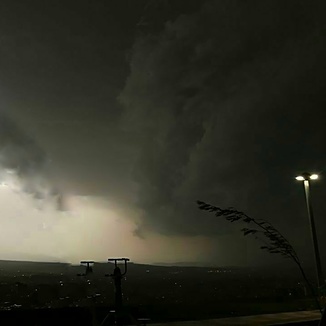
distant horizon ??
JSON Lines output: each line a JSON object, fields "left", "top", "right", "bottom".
{"left": 0, "top": 257, "right": 237, "bottom": 267}
{"left": 0, "top": 258, "right": 311, "bottom": 271}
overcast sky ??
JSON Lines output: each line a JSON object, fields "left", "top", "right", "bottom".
{"left": 0, "top": 0, "right": 325, "bottom": 268}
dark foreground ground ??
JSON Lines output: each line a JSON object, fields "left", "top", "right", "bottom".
{"left": 0, "top": 260, "right": 322, "bottom": 325}
{"left": 0, "top": 307, "right": 321, "bottom": 326}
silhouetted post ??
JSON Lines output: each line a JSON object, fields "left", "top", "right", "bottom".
{"left": 296, "top": 173, "right": 324, "bottom": 289}
{"left": 107, "top": 258, "right": 129, "bottom": 325}
{"left": 304, "top": 180, "right": 324, "bottom": 289}
{"left": 113, "top": 265, "right": 123, "bottom": 309}
{"left": 79, "top": 260, "right": 94, "bottom": 276}
{"left": 108, "top": 259, "right": 129, "bottom": 309}
{"left": 78, "top": 261, "right": 97, "bottom": 325}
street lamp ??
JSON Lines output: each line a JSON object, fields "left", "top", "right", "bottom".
{"left": 295, "top": 172, "right": 324, "bottom": 289}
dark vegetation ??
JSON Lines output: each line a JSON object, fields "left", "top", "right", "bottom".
{"left": 197, "top": 200, "right": 323, "bottom": 313}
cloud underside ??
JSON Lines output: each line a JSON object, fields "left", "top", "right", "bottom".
{"left": 119, "top": 0, "right": 326, "bottom": 237}
{"left": 0, "top": 113, "right": 63, "bottom": 209}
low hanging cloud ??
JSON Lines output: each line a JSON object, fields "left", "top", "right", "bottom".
{"left": 0, "top": 113, "right": 221, "bottom": 265}
{"left": 119, "top": 0, "right": 326, "bottom": 240}
{"left": 0, "top": 112, "right": 64, "bottom": 209}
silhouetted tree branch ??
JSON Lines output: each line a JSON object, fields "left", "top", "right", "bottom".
{"left": 197, "top": 200, "right": 322, "bottom": 313}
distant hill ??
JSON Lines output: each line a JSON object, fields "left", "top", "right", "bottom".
{"left": 0, "top": 259, "right": 229, "bottom": 277}
{"left": 1, "top": 259, "right": 300, "bottom": 278}
{"left": 152, "top": 261, "right": 240, "bottom": 268}
{"left": 0, "top": 260, "right": 70, "bottom": 274}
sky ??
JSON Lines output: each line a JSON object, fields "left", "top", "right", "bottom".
{"left": 0, "top": 0, "right": 326, "bottom": 268}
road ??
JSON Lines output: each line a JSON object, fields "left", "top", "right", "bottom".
{"left": 151, "top": 310, "right": 320, "bottom": 325}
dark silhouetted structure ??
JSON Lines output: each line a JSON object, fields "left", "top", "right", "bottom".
{"left": 295, "top": 172, "right": 324, "bottom": 290}
{"left": 79, "top": 261, "right": 94, "bottom": 276}
{"left": 101, "top": 258, "right": 149, "bottom": 325}
{"left": 108, "top": 258, "right": 129, "bottom": 312}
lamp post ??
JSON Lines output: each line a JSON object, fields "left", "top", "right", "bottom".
{"left": 295, "top": 172, "right": 324, "bottom": 289}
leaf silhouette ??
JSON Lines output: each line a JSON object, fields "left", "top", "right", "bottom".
{"left": 196, "top": 200, "right": 321, "bottom": 312}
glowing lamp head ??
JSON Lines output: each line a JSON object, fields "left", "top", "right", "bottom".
{"left": 295, "top": 172, "right": 319, "bottom": 181}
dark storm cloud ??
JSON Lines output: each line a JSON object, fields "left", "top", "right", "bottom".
{"left": 119, "top": 0, "right": 326, "bottom": 241}
{"left": 1, "top": 0, "right": 325, "bottom": 265}
{"left": 0, "top": 113, "right": 63, "bottom": 207}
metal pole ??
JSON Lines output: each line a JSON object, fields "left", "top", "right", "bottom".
{"left": 303, "top": 180, "right": 324, "bottom": 289}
